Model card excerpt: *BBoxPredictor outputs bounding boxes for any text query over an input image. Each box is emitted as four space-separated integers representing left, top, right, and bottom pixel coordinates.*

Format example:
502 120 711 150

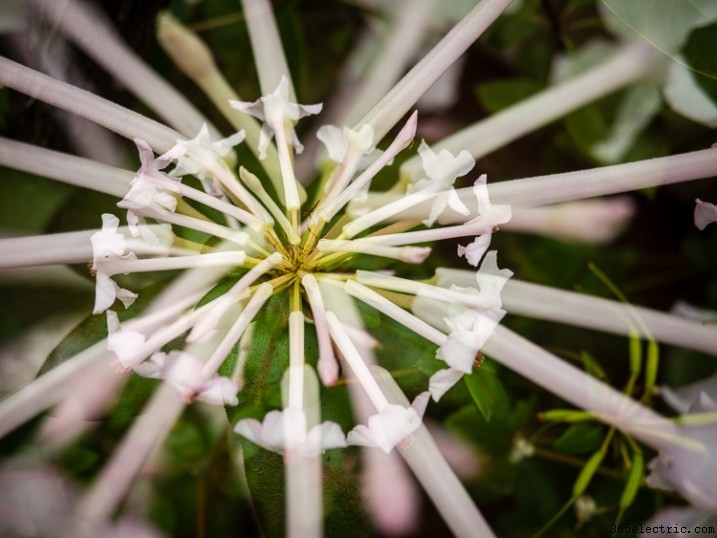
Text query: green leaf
226 292 293 424
618 451 644 517
552 423 604 455
476 79 543 114
601 0 717 77
573 449 605 496
227 294 370 536
464 361 510 422
683 24 717 102
0 168 75 233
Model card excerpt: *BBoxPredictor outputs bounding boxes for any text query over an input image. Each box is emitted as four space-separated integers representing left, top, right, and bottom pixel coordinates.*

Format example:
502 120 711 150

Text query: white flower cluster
85 73 512 456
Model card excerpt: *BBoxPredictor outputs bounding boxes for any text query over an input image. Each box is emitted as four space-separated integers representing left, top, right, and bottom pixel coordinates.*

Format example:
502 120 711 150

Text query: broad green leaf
464 360 510 423
601 0 717 77
226 293 293 424
226 292 370 536
0 168 74 233
664 55 717 127
684 24 717 89
552 423 604 455
0 284 90 344
353 301 436 395
476 79 542 114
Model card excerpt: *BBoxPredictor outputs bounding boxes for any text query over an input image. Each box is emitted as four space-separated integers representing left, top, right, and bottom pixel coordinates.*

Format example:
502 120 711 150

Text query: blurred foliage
1 0 716 537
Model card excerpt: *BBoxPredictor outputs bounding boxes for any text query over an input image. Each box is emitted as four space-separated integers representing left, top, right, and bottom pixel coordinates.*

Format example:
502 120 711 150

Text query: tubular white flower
318 111 418 222
134 350 239 405
156 12 289 202
96 251 247 277
240 0 295 99
437 308 505 374
317 124 375 164
409 141 475 227
327 311 428 454
315 127 374 215
230 76 322 211
201 282 274 377
433 270 717 356
240 167 300 243
288 311 306 411
0 57 180 152
301 275 339 386
400 41 663 180
357 261 510 311
361 146 717 221
428 368 464 402
347 392 430 454
187 252 283 342
503 197 635 244
0 137 132 198
317 239 431 264
326 311 390 411
376 369 497 538
161 124 245 179
344 281 446 346
347 175 511 243
356 0 514 141
457 234 491 267
28 0 222 140
91 214 138 314
235 408 346 457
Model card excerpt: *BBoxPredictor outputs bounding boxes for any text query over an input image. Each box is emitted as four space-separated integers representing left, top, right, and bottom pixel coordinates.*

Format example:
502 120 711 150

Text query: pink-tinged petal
235 409 345 456
457 234 491 267
161 351 204 395
316 125 346 162
196 377 239 406
106 312 146 369
695 199 717 230
429 368 464 401
347 393 429 454
307 422 347 452
133 353 165 379
234 418 264 446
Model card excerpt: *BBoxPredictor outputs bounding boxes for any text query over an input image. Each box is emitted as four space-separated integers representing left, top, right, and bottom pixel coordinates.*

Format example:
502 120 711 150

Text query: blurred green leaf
476 79 542 113
601 0 717 77
553 422 605 454
464 360 510 422
0 168 75 233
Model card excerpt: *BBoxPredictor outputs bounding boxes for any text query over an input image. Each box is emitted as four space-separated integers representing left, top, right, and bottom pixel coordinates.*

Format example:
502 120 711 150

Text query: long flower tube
376 368 498 538
399 41 663 180
0 57 181 153
156 13 293 204
501 197 635 244
0 137 133 197
27 0 223 141
320 282 485 536
412 301 716 507
76 382 186 534
355 0 514 140
433 269 717 356
354 145 717 221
